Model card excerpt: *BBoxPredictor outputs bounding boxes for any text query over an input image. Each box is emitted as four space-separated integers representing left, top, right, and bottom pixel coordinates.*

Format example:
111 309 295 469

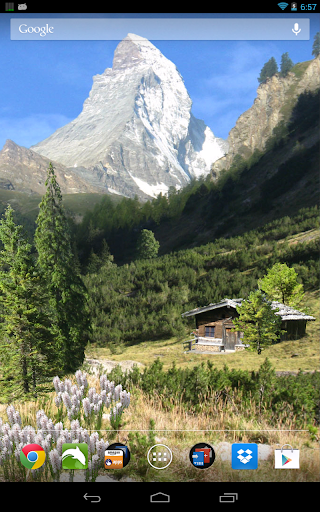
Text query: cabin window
205 326 215 337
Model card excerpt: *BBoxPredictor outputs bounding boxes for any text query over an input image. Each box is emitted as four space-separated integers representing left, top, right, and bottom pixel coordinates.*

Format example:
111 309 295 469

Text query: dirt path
84 358 145 374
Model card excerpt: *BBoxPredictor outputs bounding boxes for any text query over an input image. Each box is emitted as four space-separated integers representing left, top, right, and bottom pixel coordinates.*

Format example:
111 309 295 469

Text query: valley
84 290 319 375
0 36 319 484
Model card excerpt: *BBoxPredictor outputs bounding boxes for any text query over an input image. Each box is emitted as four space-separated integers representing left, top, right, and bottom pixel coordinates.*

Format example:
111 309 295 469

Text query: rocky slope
31 33 228 200
0 139 104 195
212 56 320 174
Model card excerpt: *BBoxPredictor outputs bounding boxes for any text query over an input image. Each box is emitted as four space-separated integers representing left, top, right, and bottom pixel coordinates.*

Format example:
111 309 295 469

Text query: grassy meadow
84 289 319 374
0 364 319 483
0 288 318 483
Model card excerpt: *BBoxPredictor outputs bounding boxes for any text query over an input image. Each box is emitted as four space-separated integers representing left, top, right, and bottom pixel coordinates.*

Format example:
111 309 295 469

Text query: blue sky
0 12 319 150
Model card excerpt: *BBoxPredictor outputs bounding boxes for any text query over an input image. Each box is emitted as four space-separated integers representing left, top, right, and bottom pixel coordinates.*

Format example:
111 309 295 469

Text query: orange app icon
104 449 123 469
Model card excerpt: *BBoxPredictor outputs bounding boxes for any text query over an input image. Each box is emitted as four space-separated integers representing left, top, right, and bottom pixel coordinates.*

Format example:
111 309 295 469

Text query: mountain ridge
0 139 104 195
211 56 320 175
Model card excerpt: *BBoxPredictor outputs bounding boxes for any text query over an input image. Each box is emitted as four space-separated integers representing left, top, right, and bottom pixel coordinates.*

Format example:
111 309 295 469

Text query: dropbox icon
231 443 258 470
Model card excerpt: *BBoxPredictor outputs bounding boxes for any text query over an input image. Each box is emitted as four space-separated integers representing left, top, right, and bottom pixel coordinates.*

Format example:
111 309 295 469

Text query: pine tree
136 229 160 259
258 57 279 84
280 52 294 77
312 32 320 57
232 290 283 354
34 163 91 374
0 205 59 401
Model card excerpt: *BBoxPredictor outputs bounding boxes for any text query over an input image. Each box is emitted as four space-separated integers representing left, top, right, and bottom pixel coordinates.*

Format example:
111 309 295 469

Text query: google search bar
10 18 310 40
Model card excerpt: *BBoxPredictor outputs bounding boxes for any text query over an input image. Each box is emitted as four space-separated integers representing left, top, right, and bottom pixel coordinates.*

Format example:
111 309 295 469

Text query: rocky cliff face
212 56 320 174
31 34 228 200
0 139 104 195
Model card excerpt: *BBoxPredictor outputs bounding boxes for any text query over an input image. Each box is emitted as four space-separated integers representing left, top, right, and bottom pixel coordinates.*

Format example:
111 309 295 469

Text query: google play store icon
274 445 300 469
282 454 292 466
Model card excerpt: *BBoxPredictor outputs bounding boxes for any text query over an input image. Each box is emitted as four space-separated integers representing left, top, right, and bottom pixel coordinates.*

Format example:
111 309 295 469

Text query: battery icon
5 3 14 10
219 493 239 503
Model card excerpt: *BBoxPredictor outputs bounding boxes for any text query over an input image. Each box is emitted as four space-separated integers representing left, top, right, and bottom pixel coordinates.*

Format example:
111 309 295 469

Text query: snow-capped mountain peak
30 33 228 200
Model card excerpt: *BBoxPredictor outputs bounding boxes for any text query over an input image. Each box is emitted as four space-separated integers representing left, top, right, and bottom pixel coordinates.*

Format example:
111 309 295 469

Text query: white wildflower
1 423 10 436
91 453 100 472
55 392 62 407
89 432 99 454
56 436 66 456
2 434 12 455
6 405 16 426
39 415 48 433
36 410 47 428
13 410 22 426
58 381 65 393
62 392 72 410
47 419 55 434
11 423 21 445
70 419 80 432
42 438 51 453
120 390 130 407
113 384 122 401
78 386 85 400
54 422 63 441
100 375 112 392
14 443 23 462
75 370 88 389
79 427 90 445
95 439 106 460
49 448 61 473
53 376 61 393
100 389 107 403
82 398 92 417
93 403 100 415
71 385 78 395
88 387 96 403
64 379 72 394
75 370 83 386
71 394 80 408
63 429 72 444
35 433 44 446
22 426 36 444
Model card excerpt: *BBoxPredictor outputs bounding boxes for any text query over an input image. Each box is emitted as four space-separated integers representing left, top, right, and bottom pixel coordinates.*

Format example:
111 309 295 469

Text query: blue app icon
192 450 204 467
231 443 258 470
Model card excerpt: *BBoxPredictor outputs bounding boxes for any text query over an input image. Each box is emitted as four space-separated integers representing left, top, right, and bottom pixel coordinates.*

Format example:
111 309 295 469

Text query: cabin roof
181 298 315 321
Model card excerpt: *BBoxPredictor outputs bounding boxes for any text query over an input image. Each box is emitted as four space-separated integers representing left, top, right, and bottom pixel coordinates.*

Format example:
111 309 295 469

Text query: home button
150 492 170 503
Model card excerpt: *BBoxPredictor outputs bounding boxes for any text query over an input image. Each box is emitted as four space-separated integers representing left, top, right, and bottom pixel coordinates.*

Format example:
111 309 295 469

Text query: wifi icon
278 2 289 9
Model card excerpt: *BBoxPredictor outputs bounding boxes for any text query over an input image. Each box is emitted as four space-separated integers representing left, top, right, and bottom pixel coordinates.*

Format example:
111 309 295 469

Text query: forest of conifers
82 206 319 351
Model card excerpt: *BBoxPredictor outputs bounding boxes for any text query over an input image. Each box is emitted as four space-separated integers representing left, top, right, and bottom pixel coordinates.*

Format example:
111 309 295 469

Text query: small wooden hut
181 298 315 353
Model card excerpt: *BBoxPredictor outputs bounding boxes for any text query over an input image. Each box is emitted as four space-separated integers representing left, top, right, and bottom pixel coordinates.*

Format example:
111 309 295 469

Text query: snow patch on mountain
128 172 169 198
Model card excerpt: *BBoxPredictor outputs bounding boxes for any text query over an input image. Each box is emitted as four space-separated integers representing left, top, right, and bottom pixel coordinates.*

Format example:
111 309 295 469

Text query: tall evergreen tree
312 31 320 57
258 57 279 84
0 205 59 401
136 229 160 259
280 52 294 77
232 290 283 354
34 163 91 374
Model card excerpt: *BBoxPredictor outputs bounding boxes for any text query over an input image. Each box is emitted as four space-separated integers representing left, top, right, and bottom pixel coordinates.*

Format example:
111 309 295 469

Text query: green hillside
82 206 319 354
72 89 319 266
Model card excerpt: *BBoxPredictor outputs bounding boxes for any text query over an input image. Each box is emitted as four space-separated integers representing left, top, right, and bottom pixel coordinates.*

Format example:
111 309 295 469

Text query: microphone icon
292 23 301 35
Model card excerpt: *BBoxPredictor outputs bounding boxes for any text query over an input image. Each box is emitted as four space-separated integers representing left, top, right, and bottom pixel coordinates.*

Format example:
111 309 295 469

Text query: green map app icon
62 443 88 469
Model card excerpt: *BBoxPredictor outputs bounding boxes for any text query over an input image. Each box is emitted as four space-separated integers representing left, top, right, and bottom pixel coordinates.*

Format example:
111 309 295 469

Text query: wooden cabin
181 298 315 353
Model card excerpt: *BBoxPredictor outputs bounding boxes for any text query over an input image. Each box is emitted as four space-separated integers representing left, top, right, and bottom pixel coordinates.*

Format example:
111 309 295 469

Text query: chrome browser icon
20 443 46 469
